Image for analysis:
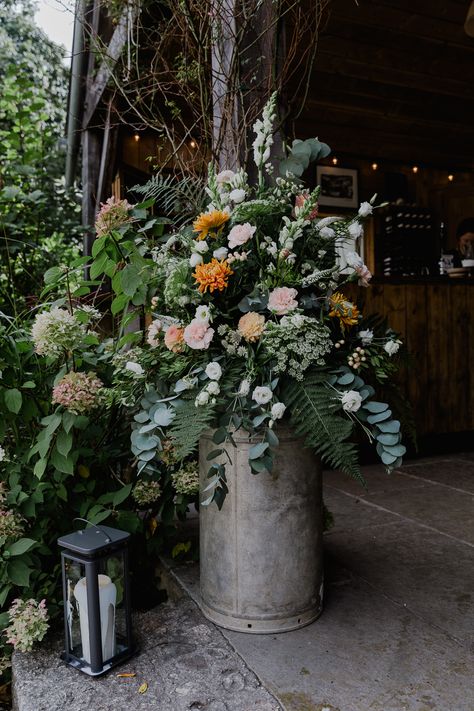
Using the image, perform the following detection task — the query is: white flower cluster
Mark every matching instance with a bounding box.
[171,461,200,496]
[217,324,246,357]
[301,265,339,290]
[253,92,277,169]
[31,307,89,359]
[263,315,332,381]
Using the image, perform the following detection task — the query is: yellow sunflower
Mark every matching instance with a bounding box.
[193,210,230,240]
[193,258,233,294]
[329,292,360,330]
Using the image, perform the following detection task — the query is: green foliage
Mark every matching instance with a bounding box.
[133,174,206,227]
[279,138,331,178]
[169,399,216,460]
[282,371,365,484]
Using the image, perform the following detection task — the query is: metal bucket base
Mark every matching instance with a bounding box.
[199,598,323,634]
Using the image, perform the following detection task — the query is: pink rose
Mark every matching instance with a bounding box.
[183,319,214,350]
[355,264,372,287]
[227,223,256,250]
[268,287,298,315]
[164,324,185,353]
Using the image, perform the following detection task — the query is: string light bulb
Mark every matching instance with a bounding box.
[133,133,140,143]
[448,174,454,182]
[371,162,378,171]
[412,165,419,174]
[332,157,338,166]
[190,139,197,149]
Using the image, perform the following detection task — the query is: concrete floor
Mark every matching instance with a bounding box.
[175,454,474,711]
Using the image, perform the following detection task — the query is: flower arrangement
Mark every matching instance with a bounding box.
[116,95,408,508]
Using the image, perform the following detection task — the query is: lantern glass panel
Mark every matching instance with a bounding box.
[100,552,128,660]
[63,557,87,660]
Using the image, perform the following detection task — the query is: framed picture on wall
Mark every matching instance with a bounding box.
[316,166,358,209]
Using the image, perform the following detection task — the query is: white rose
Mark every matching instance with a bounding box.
[228,223,256,249]
[213,246,228,260]
[316,216,340,230]
[205,361,222,381]
[193,240,209,254]
[216,170,235,186]
[229,188,246,204]
[237,379,251,396]
[341,390,362,413]
[125,361,144,376]
[252,386,273,405]
[271,402,286,420]
[348,222,364,239]
[195,390,210,406]
[190,253,203,267]
[358,201,373,217]
[206,381,220,395]
[195,305,211,323]
[358,329,374,345]
[319,226,335,239]
[384,340,401,356]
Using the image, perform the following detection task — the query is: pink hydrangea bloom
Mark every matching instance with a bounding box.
[6,598,49,653]
[268,287,299,315]
[52,371,104,415]
[183,319,214,350]
[95,197,133,237]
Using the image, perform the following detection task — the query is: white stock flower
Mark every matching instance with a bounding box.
[195,390,210,406]
[345,251,363,268]
[193,240,209,254]
[384,340,401,356]
[125,361,144,376]
[348,222,364,239]
[205,362,222,381]
[206,381,220,395]
[237,379,251,396]
[195,305,211,323]
[271,402,286,420]
[341,390,362,413]
[229,188,246,203]
[252,386,273,406]
[316,216,340,230]
[0,446,6,462]
[190,253,203,268]
[358,201,373,217]
[213,246,228,260]
[358,329,374,345]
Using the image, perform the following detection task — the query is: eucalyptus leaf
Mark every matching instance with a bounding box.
[249,442,269,459]
[364,401,389,414]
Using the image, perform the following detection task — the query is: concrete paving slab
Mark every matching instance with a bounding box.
[398,458,474,494]
[325,522,474,647]
[323,488,401,534]
[12,596,281,711]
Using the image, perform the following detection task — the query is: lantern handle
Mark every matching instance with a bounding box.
[73,518,112,543]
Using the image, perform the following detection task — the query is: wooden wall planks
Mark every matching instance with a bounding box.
[352,281,474,436]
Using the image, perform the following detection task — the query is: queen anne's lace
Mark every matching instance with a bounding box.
[263,315,332,381]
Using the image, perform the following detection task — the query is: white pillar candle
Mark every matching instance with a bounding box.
[74,574,117,664]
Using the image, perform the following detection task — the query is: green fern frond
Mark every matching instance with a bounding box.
[133,174,206,226]
[282,372,365,484]
[169,399,216,460]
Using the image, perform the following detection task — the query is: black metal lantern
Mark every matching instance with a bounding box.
[57,523,134,676]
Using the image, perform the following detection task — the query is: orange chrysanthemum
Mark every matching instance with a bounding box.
[329,292,360,330]
[193,258,233,294]
[193,210,230,240]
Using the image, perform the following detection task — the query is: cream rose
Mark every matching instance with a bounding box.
[238,312,265,342]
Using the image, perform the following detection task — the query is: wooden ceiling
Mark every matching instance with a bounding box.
[296,0,474,169]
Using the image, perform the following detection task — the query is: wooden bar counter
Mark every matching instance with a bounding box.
[348,278,474,438]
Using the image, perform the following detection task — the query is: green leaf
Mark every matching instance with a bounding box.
[249,442,269,459]
[376,433,400,446]
[7,538,36,556]
[112,484,132,506]
[62,411,76,434]
[121,264,140,296]
[33,458,47,479]
[364,401,389,413]
[111,293,129,315]
[90,251,108,279]
[56,429,73,457]
[377,419,401,434]
[91,235,107,257]
[44,265,63,284]
[21,381,36,389]
[337,372,355,386]
[212,428,228,445]
[265,429,279,447]
[367,410,392,424]
[5,388,22,414]
[50,448,74,475]
[7,559,31,587]
[206,448,223,461]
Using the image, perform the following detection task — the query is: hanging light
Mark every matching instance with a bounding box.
[448,174,454,182]
[412,166,419,174]
[371,162,378,171]
[331,157,338,166]
[190,139,197,149]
